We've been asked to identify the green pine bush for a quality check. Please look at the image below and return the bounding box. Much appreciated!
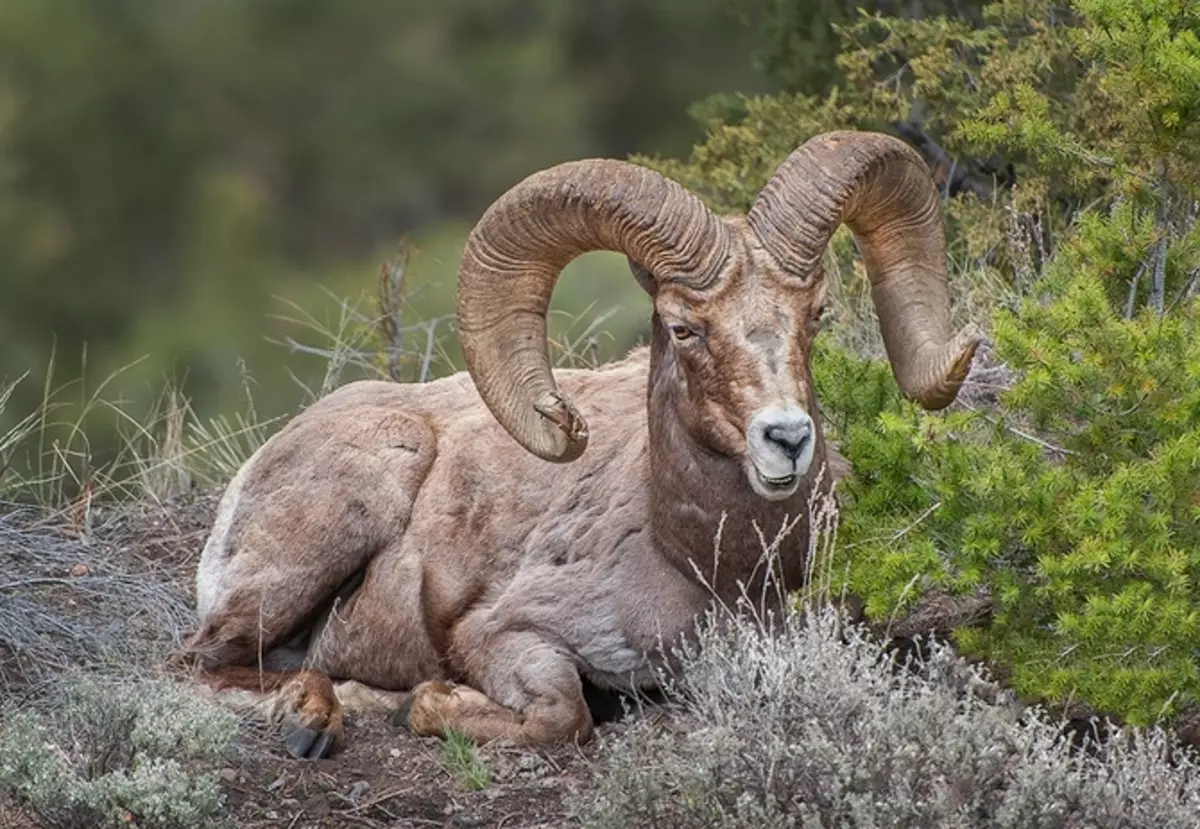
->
[817,209,1200,724]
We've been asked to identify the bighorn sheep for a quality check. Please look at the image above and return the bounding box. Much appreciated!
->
[183,131,980,758]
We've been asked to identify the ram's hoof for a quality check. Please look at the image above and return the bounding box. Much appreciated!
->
[389,695,416,731]
[282,715,336,760]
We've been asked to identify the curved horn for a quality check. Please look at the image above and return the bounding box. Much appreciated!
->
[457,159,731,462]
[747,131,981,409]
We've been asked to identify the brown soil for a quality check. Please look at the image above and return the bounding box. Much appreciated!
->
[217,715,626,829]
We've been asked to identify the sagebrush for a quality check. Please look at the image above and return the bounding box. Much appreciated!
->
[575,603,1200,828]
[0,676,236,829]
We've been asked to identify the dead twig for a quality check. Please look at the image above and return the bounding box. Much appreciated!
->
[0,577,73,592]
[343,785,418,814]
[377,246,410,382]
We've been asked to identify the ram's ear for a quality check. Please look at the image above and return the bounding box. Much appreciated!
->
[627,257,658,297]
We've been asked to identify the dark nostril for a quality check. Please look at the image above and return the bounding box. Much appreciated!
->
[765,423,812,461]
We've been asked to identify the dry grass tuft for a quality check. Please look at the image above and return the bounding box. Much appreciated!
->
[0,360,278,511]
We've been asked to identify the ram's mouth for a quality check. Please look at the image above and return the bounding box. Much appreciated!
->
[755,470,797,489]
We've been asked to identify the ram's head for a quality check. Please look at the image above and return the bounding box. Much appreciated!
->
[457,131,981,500]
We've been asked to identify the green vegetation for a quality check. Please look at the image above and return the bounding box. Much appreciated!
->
[440,727,493,791]
[822,236,1200,723]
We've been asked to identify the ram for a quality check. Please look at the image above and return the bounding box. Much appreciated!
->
[182,131,980,758]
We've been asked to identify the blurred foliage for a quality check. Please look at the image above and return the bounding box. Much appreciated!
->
[635,91,859,212]
[0,0,767,441]
[726,0,987,93]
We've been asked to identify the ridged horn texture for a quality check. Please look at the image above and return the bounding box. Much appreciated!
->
[457,159,731,462]
[748,131,982,410]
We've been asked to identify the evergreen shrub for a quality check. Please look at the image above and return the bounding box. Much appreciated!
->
[816,209,1200,724]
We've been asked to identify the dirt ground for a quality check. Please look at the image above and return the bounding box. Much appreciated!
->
[219,714,623,829]
[0,492,642,829]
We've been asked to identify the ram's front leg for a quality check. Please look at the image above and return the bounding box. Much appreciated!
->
[399,629,593,745]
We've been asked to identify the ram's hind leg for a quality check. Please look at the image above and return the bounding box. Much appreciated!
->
[190,402,435,661]
[184,403,436,756]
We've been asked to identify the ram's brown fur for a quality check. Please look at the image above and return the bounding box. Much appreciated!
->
[183,131,980,756]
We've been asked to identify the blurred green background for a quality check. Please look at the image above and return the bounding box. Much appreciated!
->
[0,0,772,442]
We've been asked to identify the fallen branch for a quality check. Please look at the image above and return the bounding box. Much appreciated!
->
[892,119,1014,201]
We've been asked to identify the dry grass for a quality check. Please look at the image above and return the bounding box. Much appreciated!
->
[0,491,237,828]
[270,246,621,404]
[0,358,281,514]
[0,498,210,695]
[269,247,459,401]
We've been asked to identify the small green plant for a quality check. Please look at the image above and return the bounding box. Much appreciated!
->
[439,727,492,791]
[0,676,237,829]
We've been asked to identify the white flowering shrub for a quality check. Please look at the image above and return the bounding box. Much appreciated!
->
[0,676,236,829]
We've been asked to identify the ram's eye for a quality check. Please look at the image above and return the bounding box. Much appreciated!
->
[669,325,694,342]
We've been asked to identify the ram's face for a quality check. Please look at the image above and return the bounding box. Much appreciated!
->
[456,132,979,471]
[652,238,826,501]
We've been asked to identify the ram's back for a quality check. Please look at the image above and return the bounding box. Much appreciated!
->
[196,348,656,626]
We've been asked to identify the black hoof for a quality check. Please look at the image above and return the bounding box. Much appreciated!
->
[306,730,336,760]
[389,695,415,731]
[282,716,336,760]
